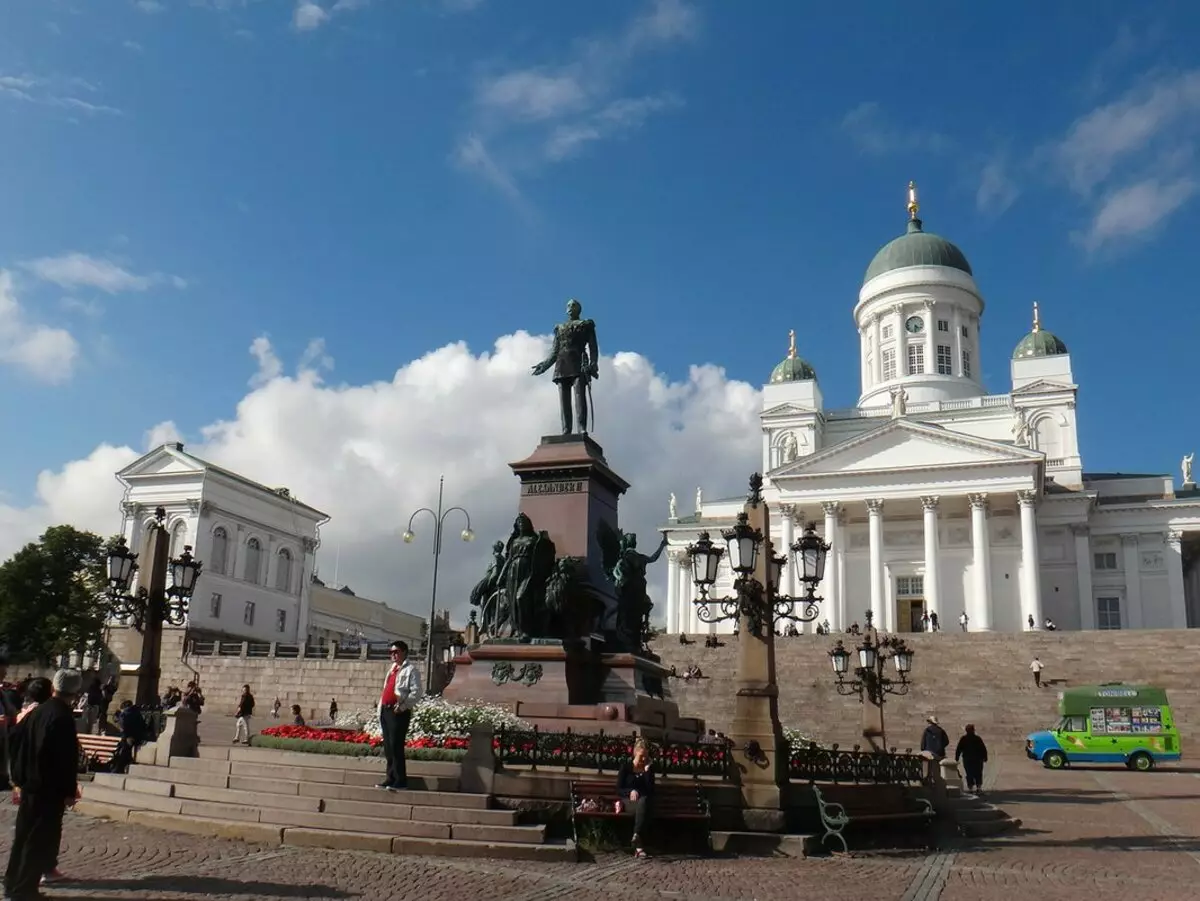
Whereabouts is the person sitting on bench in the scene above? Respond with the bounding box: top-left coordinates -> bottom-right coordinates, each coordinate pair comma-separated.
616,739 -> 655,858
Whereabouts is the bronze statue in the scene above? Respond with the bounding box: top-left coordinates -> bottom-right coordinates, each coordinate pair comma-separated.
495,513 -> 558,642
469,540 -> 507,636
597,522 -> 667,650
531,298 -> 599,435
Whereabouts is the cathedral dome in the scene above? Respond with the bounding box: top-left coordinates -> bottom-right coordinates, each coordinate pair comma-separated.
1013,302 -> 1068,359
863,183 -> 973,285
770,330 -> 816,383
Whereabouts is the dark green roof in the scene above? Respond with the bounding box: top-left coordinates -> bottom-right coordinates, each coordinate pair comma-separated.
1013,305 -> 1069,359
770,356 -> 817,383
863,218 -> 973,285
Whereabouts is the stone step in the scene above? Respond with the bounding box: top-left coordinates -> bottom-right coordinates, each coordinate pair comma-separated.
74,800 -> 573,861
198,744 -> 462,779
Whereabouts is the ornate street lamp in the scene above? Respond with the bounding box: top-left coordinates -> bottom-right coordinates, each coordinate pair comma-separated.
828,610 -> 915,750
684,475 -> 831,636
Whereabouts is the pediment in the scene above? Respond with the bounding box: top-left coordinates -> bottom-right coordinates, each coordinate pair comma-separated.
118,445 -> 206,480
762,402 -> 818,417
773,419 -> 1042,479
1012,379 -> 1076,395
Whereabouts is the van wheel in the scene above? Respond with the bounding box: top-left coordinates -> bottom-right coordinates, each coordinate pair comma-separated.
1043,750 -> 1066,769
1129,752 -> 1154,772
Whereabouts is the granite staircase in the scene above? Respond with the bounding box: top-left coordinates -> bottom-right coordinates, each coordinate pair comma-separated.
76,745 -> 573,861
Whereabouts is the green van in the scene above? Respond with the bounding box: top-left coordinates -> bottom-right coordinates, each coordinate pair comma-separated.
1026,683 -> 1181,771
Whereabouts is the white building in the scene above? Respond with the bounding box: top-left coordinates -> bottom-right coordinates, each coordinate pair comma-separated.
116,443 -> 329,643
306,578 -> 425,649
661,185 -> 1200,635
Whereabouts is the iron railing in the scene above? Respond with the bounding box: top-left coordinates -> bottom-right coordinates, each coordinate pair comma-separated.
788,742 -> 925,785
493,726 -> 731,779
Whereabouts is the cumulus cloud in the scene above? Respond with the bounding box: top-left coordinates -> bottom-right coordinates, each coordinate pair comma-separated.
840,102 -> 953,157
21,253 -> 186,294
0,270 -> 79,383
0,330 -> 761,625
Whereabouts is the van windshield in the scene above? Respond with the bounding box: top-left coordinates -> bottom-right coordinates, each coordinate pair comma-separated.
1057,716 -> 1087,732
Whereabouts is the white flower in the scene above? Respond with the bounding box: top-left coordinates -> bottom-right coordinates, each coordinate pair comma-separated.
333,698 -> 529,740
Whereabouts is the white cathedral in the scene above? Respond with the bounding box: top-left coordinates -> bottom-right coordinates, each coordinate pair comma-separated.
660,184 -> 1200,635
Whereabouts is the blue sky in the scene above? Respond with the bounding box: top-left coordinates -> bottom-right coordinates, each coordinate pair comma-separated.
1,0 -> 1199,610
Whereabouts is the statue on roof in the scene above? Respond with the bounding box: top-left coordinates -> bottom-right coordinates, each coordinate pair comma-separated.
890,387 -> 908,419
1183,453 -> 1194,486
1012,408 -> 1032,447
530,298 -> 599,435
668,492 -> 677,519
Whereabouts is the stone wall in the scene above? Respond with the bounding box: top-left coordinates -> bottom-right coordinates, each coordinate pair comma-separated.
652,630 -> 1200,749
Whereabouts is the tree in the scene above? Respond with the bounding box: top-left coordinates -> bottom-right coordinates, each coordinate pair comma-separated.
0,525 -> 116,662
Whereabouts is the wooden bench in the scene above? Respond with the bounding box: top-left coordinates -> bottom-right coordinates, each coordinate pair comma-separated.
811,784 -> 935,853
570,778 -> 711,853
77,734 -> 124,773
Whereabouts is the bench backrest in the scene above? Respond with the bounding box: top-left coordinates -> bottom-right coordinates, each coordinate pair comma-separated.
571,779 -> 708,815
814,784 -> 910,812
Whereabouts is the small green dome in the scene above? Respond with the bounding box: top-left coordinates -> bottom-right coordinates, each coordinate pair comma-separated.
1013,302 -> 1068,359
863,218 -> 973,285
770,330 -> 817,383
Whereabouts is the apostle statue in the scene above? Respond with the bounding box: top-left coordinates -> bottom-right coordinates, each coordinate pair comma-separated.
1184,453 -> 1195,486
668,493 -> 677,519
495,513 -> 557,642
598,522 -> 668,650
530,298 -> 599,435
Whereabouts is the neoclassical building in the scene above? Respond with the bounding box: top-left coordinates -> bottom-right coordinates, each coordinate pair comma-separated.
660,185 -> 1200,634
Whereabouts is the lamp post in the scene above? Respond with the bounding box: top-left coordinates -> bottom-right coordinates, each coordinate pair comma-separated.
403,476 -> 474,690
682,473 -> 829,828
828,610 -> 915,752
106,506 -> 203,707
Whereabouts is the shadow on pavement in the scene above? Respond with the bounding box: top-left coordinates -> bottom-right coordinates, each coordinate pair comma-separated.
964,829 -> 1200,853
50,876 -> 354,898
987,788 -> 1200,805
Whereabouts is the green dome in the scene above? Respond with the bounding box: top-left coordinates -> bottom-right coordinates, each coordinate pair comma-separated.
1013,303 -> 1068,359
770,330 -> 817,382
863,219 -> 973,285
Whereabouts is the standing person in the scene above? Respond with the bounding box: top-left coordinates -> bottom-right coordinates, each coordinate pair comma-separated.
376,640 -> 421,792
272,697 -> 281,720
616,739 -> 656,859
0,655 -> 20,792
84,677 -> 103,735
233,685 -> 255,745
955,724 -> 989,795
929,611 -> 940,632
959,611 -> 969,632
329,698 -> 338,723
4,669 -> 82,901
99,677 -> 117,733
1027,614 -> 1035,631
1030,656 -> 1044,688
921,716 -> 950,781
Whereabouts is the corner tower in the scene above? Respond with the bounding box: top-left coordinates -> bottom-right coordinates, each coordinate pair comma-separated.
855,183 -> 986,408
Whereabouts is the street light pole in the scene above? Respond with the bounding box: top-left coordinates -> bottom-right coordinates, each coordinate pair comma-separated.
828,610 -> 915,752
403,476 -> 474,691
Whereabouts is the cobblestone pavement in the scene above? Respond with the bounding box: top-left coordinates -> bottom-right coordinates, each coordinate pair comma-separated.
4,754 -> 1200,900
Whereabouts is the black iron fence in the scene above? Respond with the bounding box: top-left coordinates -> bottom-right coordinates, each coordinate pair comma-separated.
788,742 -> 926,785
493,726 -> 732,779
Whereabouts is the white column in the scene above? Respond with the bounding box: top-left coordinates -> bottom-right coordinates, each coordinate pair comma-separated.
872,315 -> 883,384
1121,534 -> 1144,629
867,499 -> 885,627
822,502 -> 841,632
969,493 -> 992,630
1166,530 -> 1188,629
666,549 -> 680,634
1073,524 -> 1095,630
894,305 -> 907,377
679,558 -> 695,634
952,308 -> 964,377
779,505 -> 797,632
921,496 -> 940,620
924,300 -> 936,378
860,329 -> 870,390
1018,490 -> 1043,628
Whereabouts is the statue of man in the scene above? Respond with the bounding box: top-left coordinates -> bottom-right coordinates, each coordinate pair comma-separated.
1184,453 -> 1195,485
668,493 -> 677,519
531,298 -> 599,435
890,387 -> 907,419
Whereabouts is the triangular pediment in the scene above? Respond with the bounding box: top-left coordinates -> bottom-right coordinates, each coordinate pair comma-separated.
773,419 -> 1042,478
762,402 -> 818,417
118,444 -> 207,480
1012,379 -> 1076,395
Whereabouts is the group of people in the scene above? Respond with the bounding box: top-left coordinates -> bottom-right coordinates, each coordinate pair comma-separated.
920,715 -> 990,794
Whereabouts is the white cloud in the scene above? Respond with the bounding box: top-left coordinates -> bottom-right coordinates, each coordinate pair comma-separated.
0,271 -> 79,383
460,0 -> 696,200
292,1 -> 329,31
840,102 -> 952,156
135,0 -> 165,12
0,73 -> 122,117
1077,177 -> 1198,251
249,335 -> 283,386
21,253 -> 186,294
0,329 -> 761,626
975,155 -> 1019,215
144,421 -> 183,450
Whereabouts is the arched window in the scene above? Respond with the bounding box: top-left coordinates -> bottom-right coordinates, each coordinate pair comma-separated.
211,528 -> 228,575
170,522 -> 188,556
275,548 -> 292,593
245,538 -> 263,585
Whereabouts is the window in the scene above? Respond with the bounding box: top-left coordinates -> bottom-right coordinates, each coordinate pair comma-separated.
961,324 -> 969,338
276,609 -> 287,633
211,528 -> 228,575
882,348 -> 897,380
937,319 -> 949,332
961,350 -> 972,379
1062,715 -> 1087,732
1094,552 -> 1118,570
1097,596 -> 1121,630
210,592 -> 222,618
882,324 -> 893,340
896,576 -> 924,597
244,601 -> 256,626
936,344 -> 953,375
170,522 -> 188,556
275,548 -> 292,592
907,344 -> 925,375
245,538 -> 263,584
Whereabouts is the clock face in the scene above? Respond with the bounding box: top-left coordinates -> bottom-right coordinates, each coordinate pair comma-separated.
905,316 -> 925,334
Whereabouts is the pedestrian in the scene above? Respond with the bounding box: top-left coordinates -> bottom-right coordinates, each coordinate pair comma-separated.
272,696 -> 281,720
0,655 -> 19,792
921,715 -> 950,781
233,684 -> 255,745
99,677 -> 117,732
921,610 -> 930,632
4,669 -> 82,900
329,697 -> 338,723
959,611 -> 969,632
290,705 -> 305,727
84,676 -> 103,735
1027,614 -> 1035,631
1030,656 -> 1044,688
929,611 -> 940,632
376,640 -> 422,792
955,724 -> 989,795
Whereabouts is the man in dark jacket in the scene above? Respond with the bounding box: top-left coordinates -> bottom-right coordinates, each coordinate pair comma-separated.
0,655 -> 19,792
4,669 -> 82,901
955,724 -> 989,794
921,716 -> 949,758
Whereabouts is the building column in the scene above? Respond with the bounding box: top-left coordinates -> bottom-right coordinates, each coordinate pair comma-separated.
1018,490 -> 1043,628
921,496 -> 940,620
969,493 -> 992,630
1166,530 -> 1188,629
678,556 -> 694,634
666,548 -> 681,634
924,299 -> 936,378
1072,524 -> 1095,630
778,505 -> 797,632
872,315 -> 883,384
822,502 -> 841,632
1121,534 -> 1144,629
866,499 -> 885,627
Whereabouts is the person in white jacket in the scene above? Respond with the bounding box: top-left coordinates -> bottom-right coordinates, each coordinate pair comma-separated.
376,640 -> 422,791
